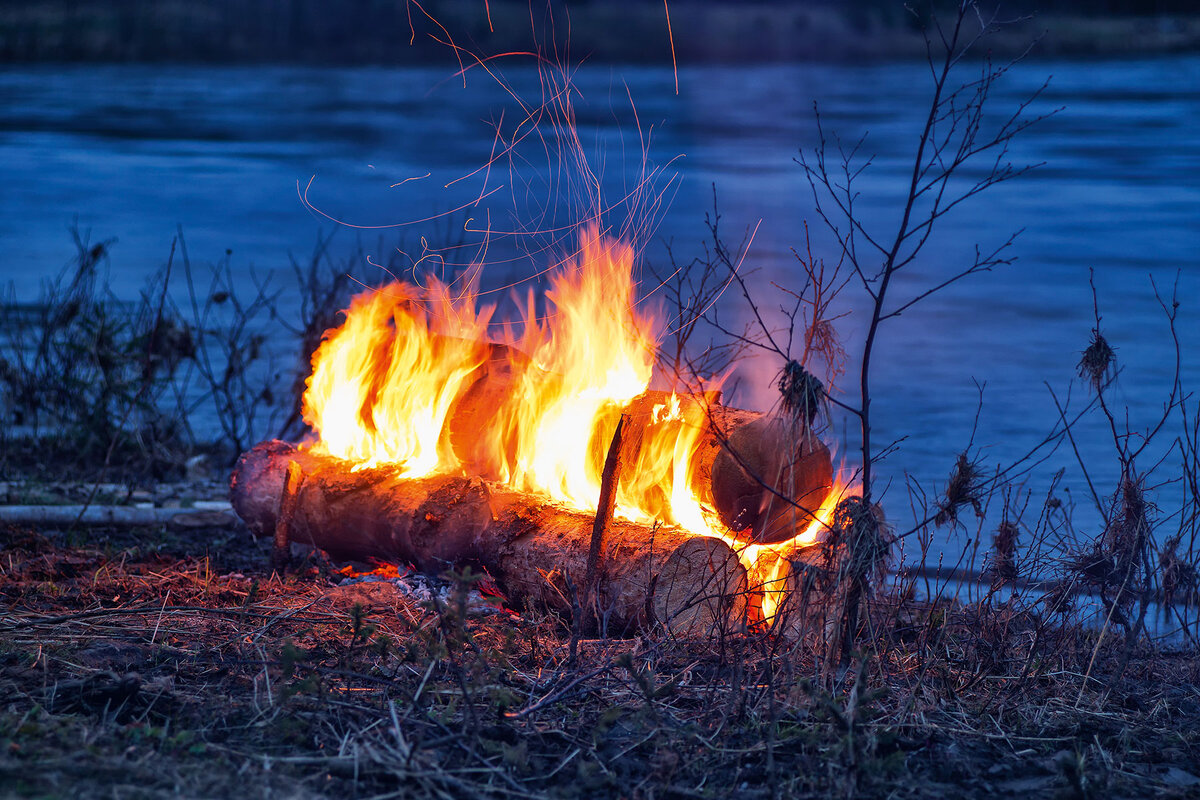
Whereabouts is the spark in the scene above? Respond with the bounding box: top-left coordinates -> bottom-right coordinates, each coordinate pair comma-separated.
390,172 -> 432,188
664,0 -> 678,96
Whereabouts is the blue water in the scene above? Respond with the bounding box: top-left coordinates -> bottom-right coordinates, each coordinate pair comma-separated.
1,58 -> 1198,565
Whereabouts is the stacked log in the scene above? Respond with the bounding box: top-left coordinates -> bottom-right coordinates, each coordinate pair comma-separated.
233,338 -> 836,635
444,345 -> 833,544
231,441 -> 748,636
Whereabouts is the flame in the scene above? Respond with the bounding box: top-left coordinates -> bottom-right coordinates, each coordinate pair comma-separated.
500,231 -> 657,513
736,476 -> 850,624
303,280 -> 492,476
302,223 -> 853,624
304,225 -> 718,529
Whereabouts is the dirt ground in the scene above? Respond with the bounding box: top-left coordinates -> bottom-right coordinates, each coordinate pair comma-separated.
2,511 -> 1200,799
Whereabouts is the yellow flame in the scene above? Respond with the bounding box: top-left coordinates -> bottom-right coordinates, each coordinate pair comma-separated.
506,231 -> 656,511
301,223 -> 853,619
302,281 -> 491,476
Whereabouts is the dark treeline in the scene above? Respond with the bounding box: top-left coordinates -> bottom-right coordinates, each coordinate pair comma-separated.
1,0 -> 1198,64
1002,0 -> 1198,11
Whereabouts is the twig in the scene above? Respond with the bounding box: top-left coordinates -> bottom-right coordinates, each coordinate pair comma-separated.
505,662 -> 614,720
274,460 -> 305,573
0,505 -> 232,526
0,604 -> 342,630
585,414 -> 628,619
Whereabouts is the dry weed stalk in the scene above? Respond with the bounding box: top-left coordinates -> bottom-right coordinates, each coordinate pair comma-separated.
673,1 -> 1056,664
0,223 -> 441,481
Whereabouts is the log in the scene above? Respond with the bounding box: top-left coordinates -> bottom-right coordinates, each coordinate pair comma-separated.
0,504 -> 235,527
702,411 -> 832,543
230,440 -> 748,636
443,346 -> 833,543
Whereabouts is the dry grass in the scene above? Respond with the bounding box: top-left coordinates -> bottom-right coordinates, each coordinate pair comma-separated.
2,512 -> 1198,799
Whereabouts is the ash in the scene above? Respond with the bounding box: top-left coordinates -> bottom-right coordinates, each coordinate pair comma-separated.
336,566 -> 501,614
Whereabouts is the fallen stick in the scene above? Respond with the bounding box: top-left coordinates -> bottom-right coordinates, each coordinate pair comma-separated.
585,414 -> 629,613
273,461 -> 304,572
0,505 -> 234,527
231,440 -> 748,636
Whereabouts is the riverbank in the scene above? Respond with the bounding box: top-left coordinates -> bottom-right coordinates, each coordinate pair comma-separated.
2,1 -> 1199,64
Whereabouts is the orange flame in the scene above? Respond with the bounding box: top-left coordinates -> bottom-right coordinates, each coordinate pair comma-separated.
303,280 -> 492,476
735,477 -> 851,624
302,223 -> 852,617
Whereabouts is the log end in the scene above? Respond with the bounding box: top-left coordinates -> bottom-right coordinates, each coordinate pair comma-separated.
229,439 -> 297,536
651,537 -> 748,637
711,417 -> 834,544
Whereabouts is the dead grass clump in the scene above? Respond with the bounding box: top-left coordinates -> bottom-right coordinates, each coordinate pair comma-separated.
1057,476 -> 1153,635
1159,532 -> 1200,611
777,359 -> 825,426
823,496 -> 892,588
990,519 -> 1020,586
817,496 -> 893,665
3,517 -> 1200,799
1105,476 -> 1151,580
1078,327 -> 1116,392
935,453 -> 987,527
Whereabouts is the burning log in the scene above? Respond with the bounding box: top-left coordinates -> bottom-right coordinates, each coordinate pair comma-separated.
445,344 -> 833,544
256,227 -> 846,638
750,498 -> 893,647
749,547 -> 841,644
701,410 -> 832,543
231,440 -> 748,636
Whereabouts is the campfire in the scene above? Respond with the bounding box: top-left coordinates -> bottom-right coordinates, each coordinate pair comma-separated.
231,224 -> 851,636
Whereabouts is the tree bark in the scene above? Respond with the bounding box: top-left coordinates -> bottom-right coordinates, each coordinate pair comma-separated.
230,440 -> 748,636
